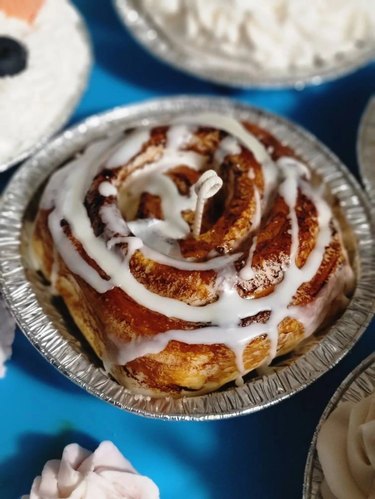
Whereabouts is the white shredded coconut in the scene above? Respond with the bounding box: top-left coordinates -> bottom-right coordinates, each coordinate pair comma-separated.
0,297 -> 16,378
141,0 -> 375,71
0,0 -> 91,164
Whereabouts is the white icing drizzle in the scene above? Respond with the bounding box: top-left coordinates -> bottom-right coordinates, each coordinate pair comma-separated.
214,135 -> 241,164
166,124 -> 196,150
109,156 -> 335,372
239,186 -> 261,281
179,113 -> 279,205
49,248 -> 60,295
123,162 -> 196,240
110,157 -> 334,371
47,135 -> 125,293
127,219 -> 183,259
174,112 -> 268,163
48,208 -> 113,293
41,114 -> 346,378
40,160 -> 77,210
106,129 -> 151,169
140,244 -> 241,270
98,181 -> 117,197
100,204 -> 130,237
239,235 -> 257,281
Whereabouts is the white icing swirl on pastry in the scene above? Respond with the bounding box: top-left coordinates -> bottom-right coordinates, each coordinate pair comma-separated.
40,113 -> 352,376
22,441 -> 159,499
317,393 -> 375,499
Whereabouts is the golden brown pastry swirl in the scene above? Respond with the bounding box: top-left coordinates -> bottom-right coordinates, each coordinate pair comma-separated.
32,113 -> 354,396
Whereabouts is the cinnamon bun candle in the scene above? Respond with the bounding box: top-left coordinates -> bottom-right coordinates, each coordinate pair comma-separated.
32,113 -> 355,397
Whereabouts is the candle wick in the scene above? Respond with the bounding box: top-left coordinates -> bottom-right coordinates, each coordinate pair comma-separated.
192,170 -> 223,239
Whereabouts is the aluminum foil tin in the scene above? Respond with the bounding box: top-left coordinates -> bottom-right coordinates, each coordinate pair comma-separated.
113,0 -> 375,89
303,353 -> 375,498
0,97 -> 374,421
358,97 -> 375,205
0,1 -> 92,173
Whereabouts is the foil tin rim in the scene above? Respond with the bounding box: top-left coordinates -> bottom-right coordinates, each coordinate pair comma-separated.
0,96 -> 374,421
0,0 -> 93,174
303,353 -> 375,498
358,96 -> 375,208
114,0 -> 375,89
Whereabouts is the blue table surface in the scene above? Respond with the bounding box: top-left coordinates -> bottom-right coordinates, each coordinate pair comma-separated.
0,2 -> 374,498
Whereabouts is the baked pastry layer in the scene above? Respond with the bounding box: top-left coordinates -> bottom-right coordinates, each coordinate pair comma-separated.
32,113 -> 355,396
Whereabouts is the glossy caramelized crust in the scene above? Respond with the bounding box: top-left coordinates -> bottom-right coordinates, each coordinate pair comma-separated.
32,118 -> 355,397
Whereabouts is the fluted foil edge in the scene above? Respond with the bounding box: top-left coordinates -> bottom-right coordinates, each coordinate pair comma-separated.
0,96 -> 374,421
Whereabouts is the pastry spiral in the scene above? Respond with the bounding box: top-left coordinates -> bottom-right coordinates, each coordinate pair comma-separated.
32,113 -> 354,396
